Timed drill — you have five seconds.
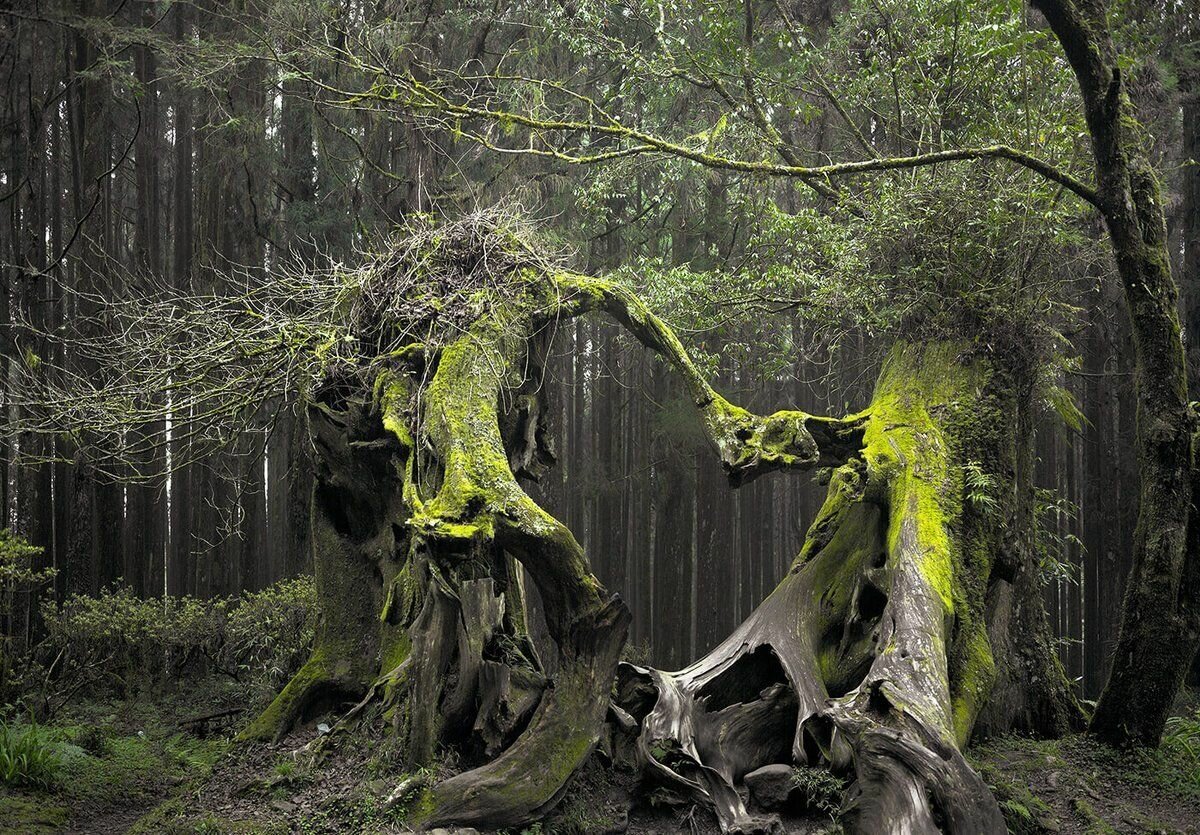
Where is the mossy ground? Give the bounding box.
[7,678,1200,834]
[969,688,1200,834]
[0,687,230,834]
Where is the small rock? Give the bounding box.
[270,799,297,813]
[744,763,795,811]
[729,815,783,835]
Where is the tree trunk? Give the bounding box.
[616,342,1079,834]
[1033,0,1200,747]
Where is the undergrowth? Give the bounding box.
[0,720,61,789]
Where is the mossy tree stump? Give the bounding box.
[617,343,1079,834]
[234,222,1077,833]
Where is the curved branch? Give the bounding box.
[550,273,866,485]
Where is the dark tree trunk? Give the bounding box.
[1033,0,1200,747]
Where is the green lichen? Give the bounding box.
[862,342,979,615]
[375,370,414,448]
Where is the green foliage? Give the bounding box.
[220,577,318,702]
[790,765,846,818]
[1032,488,1084,588]
[5,577,316,714]
[41,585,223,695]
[0,530,52,591]
[0,531,56,711]
[293,784,409,834]
[1163,708,1200,786]
[963,461,1000,512]
[0,720,61,789]
[494,0,1102,374]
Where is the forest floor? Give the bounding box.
[3,684,1199,834]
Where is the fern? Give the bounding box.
[963,461,999,511]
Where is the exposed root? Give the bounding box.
[615,345,1014,834]
[237,650,368,743]
[412,597,631,830]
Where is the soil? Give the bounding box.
[971,732,1200,835]
[6,688,1200,834]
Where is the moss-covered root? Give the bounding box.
[615,343,1008,834]
[241,393,402,743]
[405,597,631,831]
[237,649,362,742]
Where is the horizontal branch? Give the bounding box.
[400,80,1101,209]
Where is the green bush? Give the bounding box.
[0,720,62,789]
[6,576,317,714]
[222,577,316,700]
[0,531,56,695]
[41,586,224,695]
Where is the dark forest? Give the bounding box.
[1,1,1200,833]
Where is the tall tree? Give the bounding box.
[1033,0,1200,747]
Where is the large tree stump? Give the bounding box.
[237,220,1076,832]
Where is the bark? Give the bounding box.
[241,264,862,830]
[615,344,1076,834]
[1032,0,1200,747]
[1182,36,1200,688]
[975,365,1085,738]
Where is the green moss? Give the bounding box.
[130,802,280,834]
[950,625,996,746]
[863,342,978,614]
[974,756,1058,834]
[0,793,70,834]
[379,629,412,677]
[238,647,337,742]
[128,798,187,834]
[375,370,413,448]
[1072,798,1120,835]
[395,785,437,824]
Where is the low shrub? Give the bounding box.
[222,577,316,700]
[790,766,845,817]
[4,575,317,717]
[40,586,224,696]
[0,531,56,695]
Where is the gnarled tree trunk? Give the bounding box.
[616,344,1079,834]
[237,231,1074,832]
